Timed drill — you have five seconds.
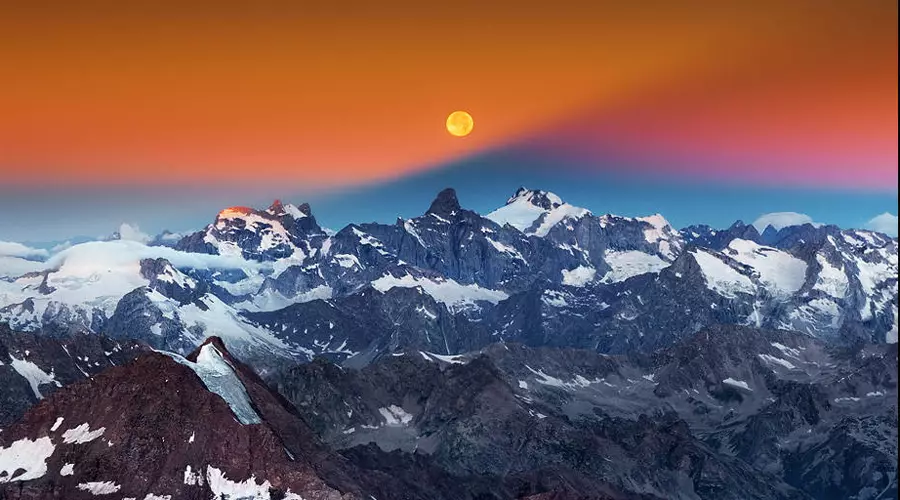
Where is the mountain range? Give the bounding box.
[0,187,896,499]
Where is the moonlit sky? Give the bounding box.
[0,1,896,241]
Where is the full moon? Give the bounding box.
[446,111,474,137]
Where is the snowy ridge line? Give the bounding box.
[157,345,262,425]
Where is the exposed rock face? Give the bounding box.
[175,200,328,262]
[681,221,762,250]
[0,326,145,426]
[0,337,364,500]
[140,258,207,305]
[2,187,896,369]
[0,187,896,498]
[0,324,894,499]
[272,325,897,500]
[245,286,496,367]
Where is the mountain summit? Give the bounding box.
[266,199,312,221]
[506,187,564,210]
[487,187,590,234]
[426,188,463,217]
[175,199,326,262]
[0,185,896,499]
[0,336,368,499]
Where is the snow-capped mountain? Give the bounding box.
[0,181,896,499]
[175,200,327,263]
[0,241,297,372]
[0,336,377,499]
[486,187,591,235]
[0,187,896,369]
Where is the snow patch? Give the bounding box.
[812,254,849,299]
[601,251,668,283]
[420,351,466,364]
[281,203,308,220]
[531,205,591,237]
[77,481,121,495]
[485,238,526,262]
[372,272,507,311]
[379,405,414,425]
[525,365,601,390]
[541,290,569,308]
[771,342,802,359]
[691,250,754,298]
[60,463,74,476]
[637,214,680,260]
[758,354,796,370]
[166,344,261,425]
[416,304,437,320]
[351,228,391,256]
[238,285,333,313]
[334,254,361,269]
[9,356,61,399]
[62,423,106,444]
[206,465,272,500]
[177,294,291,350]
[561,266,596,287]
[486,198,550,232]
[142,494,173,500]
[0,436,55,483]
[403,220,427,247]
[725,239,807,296]
[183,465,204,486]
[722,378,751,391]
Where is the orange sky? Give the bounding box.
[0,1,896,188]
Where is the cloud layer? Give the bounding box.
[116,223,152,243]
[0,241,49,259]
[44,240,267,274]
[866,213,898,237]
[752,212,819,232]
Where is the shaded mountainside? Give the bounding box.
[0,337,362,499]
[0,187,896,498]
[0,326,145,427]
[0,327,895,499]
[273,325,897,500]
[0,335,663,500]
[1,187,895,371]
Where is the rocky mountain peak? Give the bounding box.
[268,198,286,213]
[507,187,564,210]
[760,224,780,242]
[187,335,231,362]
[267,199,312,220]
[216,206,256,219]
[638,213,671,229]
[726,220,762,239]
[427,188,462,217]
